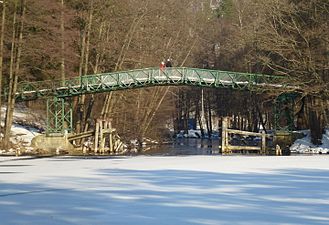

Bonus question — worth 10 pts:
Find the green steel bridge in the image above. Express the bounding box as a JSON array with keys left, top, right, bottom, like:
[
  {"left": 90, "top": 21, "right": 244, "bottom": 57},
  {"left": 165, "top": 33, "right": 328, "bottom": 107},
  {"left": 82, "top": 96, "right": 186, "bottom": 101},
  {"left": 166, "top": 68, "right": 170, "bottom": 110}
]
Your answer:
[
  {"left": 16, "top": 67, "right": 291, "bottom": 101},
  {"left": 12, "top": 67, "right": 294, "bottom": 134}
]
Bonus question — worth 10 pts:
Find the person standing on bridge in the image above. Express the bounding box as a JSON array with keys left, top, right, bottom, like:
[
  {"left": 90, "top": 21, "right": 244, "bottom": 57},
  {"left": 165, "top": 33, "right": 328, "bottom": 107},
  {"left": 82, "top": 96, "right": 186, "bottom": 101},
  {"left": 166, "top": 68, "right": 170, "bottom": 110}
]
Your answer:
[
  {"left": 165, "top": 58, "right": 172, "bottom": 67},
  {"left": 160, "top": 61, "right": 166, "bottom": 71}
]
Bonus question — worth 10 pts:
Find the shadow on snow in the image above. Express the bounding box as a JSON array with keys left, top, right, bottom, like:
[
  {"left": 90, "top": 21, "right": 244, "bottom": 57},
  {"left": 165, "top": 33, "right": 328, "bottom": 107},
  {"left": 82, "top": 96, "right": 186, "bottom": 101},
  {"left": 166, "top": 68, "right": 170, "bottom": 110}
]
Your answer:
[{"left": 0, "top": 167, "right": 329, "bottom": 225}]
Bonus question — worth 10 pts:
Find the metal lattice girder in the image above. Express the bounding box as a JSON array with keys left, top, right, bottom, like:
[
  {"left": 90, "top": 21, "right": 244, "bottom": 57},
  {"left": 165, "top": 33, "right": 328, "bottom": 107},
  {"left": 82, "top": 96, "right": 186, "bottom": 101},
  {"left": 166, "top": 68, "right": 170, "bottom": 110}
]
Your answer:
[
  {"left": 274, "top": 93, "right": 298, "bottom": 131},
  {"left": 46, "top": 97, "right": 73, "bottom": 135},
  {"left": 15, "top": 67, "right": 292, "bottom": 101}
]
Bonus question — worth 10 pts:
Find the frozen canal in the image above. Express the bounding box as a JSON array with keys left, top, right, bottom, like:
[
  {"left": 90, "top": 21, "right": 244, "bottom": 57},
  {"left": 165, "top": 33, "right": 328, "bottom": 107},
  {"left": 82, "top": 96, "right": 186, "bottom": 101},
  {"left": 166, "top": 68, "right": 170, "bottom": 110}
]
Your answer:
[{"left": 0, "top": 155, "right": 329, "bottom": 225}]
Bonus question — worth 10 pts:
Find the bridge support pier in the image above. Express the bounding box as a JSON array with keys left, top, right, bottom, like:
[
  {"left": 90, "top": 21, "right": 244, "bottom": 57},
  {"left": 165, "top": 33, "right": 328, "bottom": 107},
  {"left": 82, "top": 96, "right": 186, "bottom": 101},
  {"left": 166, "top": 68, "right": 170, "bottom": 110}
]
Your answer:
[
  {"left": 46, "top": 97, "right": 73, "bottom": 136},
  {"left": 274, "top": 93, "right": 297, "bottom": 131}
]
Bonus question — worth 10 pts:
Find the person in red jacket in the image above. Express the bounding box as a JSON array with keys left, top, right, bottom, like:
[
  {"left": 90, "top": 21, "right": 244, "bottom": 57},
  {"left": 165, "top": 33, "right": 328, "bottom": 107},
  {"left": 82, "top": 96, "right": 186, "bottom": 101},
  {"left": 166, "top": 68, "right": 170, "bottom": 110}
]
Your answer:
[{"left": 160, "top": 61, "right": 166, "bottom": 71}]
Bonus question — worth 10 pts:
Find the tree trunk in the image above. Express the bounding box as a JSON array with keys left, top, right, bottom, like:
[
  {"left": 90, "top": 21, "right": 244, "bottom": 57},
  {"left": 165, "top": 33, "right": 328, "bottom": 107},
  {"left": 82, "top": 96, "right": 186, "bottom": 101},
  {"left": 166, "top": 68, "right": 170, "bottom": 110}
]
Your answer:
[
  {"left": 296, "top": 97, "right": 307, "bottom": 130},
  {"left": 75, "top": 29, "right": 86, "bottom": 133},
  {"left": 3, "top": 0, "right": 25, "bottom": 148},
  {"left": 206, "top": 92, "right": 213, "bottom": 138},
  {"left": 308, "top": 96, "right": 324, "bottom": 145},
  {"left": 60, "top": 0, "right": 65, "bottom": 85},
  {"left": 256, "top": 104, "right": 267, "bottom": 133},
  {"left": 3, "top": 1, "right": 17, "bottom": 148},
  {"left": 75, "top": 0, "right": 93, "bottom": 134},
  {"left": 0, "top": 0, "right": 6, "bottom": 137}
]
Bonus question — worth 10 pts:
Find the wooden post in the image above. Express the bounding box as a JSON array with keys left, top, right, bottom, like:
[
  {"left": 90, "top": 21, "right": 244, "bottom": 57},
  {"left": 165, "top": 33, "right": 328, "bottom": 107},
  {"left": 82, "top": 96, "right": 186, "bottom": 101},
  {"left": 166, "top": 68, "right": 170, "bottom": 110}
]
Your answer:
[
  {"left": 225, "top": 129, "right": 230, "bottom": 154},
  {"left": 275, "top": 144, "right": 282, "bottom": 156},
  {"left": 115, "top": 141, "right": 123, "bottom": 152},
  {"left": 261, "top": 131, "right": 266, "bottom": 155},
  {"left": 109, "top": 132, "right": 113, "bottom": 153},
  {"left": 221, "top": 117, "right": 228, "bottom": 155},
  {"left": 108, "top": 120, "right": 113, "bottom": 153},
  {"left": 94, "top": 120, "right": 100, "bottom": 153},
  {"left": 99, "top": 119, "right": 104, "bottom": 153},
  {"left": 82, "top": 143, "right": 87, "bottom": 155},
  {"left": 103, "top": 120, "right": 109, "bottom": 153}
]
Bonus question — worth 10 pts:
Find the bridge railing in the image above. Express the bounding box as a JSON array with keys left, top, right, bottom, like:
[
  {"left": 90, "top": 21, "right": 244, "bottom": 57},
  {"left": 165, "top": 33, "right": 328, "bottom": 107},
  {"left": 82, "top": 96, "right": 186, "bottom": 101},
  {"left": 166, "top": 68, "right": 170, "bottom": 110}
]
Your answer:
[{"left": 14, "top": 67, "right": 288, "bottom": 101}]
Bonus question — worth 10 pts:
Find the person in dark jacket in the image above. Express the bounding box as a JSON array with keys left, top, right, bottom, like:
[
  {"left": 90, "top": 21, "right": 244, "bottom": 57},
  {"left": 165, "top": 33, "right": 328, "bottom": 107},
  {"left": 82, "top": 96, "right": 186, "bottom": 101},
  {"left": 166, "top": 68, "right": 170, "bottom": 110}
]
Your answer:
[{"left": 165, "top": 58, "right": 172, "bottom": 67}]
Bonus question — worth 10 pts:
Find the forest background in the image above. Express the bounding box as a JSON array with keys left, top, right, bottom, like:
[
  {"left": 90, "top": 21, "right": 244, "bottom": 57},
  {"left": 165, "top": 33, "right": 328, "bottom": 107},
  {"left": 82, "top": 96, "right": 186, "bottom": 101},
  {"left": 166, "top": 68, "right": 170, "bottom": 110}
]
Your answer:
[{"left": 0, "top": 0, "right": 328, "bottom": 147}]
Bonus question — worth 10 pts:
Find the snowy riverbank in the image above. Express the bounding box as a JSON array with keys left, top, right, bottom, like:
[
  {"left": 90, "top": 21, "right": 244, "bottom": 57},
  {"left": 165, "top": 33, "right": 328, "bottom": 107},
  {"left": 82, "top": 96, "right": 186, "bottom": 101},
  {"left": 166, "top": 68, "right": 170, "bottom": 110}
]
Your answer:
[
  {"left": 1, "top": 104, "right": 329, "bottom": 155},
  {"left": 0, "top": 155, "right": 328, "bottom": 225},
  {"left": 290, "top": 130, "right": 329, "bottom": 154},
  {"left": 0, "top": 104, "right": 43, "bottom": 154}
]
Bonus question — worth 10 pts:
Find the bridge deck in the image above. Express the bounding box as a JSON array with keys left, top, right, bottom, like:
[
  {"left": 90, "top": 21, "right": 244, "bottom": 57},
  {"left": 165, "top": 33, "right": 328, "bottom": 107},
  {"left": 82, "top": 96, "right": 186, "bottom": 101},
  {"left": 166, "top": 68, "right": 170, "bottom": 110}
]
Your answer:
[{"left": 15, "top": 67, "right": 290, "bottom": 101}]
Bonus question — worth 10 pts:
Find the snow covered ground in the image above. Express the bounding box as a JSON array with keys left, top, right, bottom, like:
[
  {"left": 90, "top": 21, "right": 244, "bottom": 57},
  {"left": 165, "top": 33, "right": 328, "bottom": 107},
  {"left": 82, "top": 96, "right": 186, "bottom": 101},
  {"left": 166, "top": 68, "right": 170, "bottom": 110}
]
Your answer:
[
  {"left": 0, "top": 104, "right": 43, "bottom": 154},
  {"left": 290, "top": 130, "right": 329, "bottom": 154},
  {"left": 0, "top": 155, "right": 328, "bottom": 225},
  {"left": 9, "top": 105, "right": 44, "bottom": 145}
]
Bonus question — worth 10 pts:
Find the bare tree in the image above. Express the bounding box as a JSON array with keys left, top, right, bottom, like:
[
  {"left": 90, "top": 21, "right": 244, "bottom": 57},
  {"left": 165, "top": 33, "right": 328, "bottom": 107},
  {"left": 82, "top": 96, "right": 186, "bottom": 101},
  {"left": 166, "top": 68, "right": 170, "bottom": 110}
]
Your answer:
[
  {"left": 60, "top": 0, "right": 65, "bottom": 84},
  {"left": 3, "top": 0, "right": 26, "bottom": 148},
  {"left": 0, "top": 0, "right": 6, "bottom": 138}
]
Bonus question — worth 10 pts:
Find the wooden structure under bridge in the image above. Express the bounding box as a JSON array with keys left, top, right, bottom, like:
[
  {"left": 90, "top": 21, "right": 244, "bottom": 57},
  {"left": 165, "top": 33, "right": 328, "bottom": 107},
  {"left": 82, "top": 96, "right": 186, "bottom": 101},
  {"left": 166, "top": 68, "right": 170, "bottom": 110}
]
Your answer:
[
  {"left": 67, "top": 118, "right": 124, "bottom": 154},
  {"left": 221, "top": 117, "right": 272, "bottom": 155}
]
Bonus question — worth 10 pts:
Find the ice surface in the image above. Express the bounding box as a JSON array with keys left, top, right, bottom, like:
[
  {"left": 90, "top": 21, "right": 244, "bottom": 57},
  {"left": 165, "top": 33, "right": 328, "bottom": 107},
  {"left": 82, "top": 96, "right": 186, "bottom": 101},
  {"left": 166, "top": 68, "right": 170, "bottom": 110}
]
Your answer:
[{"left": 0, "top": 155, "right": 328, "bottom": 225}]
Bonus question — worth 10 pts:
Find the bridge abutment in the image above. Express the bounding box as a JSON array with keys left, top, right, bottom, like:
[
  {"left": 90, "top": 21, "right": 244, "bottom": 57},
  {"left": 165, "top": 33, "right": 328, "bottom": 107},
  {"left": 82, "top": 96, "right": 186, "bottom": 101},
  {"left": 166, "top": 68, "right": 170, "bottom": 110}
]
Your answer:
[{"left": 31, "top": 134, "right": 74, "bottom": 153}]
